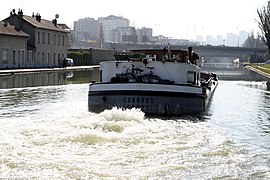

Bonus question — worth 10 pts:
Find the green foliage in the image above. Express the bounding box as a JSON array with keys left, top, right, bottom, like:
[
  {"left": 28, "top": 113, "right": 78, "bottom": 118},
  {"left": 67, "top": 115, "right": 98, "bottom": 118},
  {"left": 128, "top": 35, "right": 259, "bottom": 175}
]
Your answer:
[
  {"left": 254, "top": 64, "right": 270, "bottom": 74},
  {"left": 67, "top": 50, "right": 92, "bottom": 65},
  {"left": 261, "top": 64, "right": 270, "bottom": 74}
]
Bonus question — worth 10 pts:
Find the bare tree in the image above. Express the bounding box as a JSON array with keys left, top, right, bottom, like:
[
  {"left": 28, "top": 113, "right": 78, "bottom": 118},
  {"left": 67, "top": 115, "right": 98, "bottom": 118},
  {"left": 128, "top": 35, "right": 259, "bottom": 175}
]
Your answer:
[{"left": 257, "top": 1, "right": 270, "bottom": 53}]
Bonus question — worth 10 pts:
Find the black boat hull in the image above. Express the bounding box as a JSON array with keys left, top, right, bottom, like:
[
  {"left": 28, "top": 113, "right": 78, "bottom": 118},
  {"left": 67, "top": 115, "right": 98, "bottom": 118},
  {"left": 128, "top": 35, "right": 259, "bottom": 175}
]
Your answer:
[{"left": 88, "top": 83, "right": 216, "bottom": 116}]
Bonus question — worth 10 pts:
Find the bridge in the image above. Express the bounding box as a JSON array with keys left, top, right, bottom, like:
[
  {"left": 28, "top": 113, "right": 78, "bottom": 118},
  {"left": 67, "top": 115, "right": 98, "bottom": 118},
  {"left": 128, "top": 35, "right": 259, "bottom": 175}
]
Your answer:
[{"left": 109, "top": 43, "right": 266, "bottom": 63}]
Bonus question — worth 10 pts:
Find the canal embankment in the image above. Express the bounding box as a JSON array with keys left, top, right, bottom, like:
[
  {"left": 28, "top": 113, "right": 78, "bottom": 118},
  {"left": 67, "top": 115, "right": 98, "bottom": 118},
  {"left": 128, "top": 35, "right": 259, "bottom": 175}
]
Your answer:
[{"left": 246, "top": 65, "right": 270, "bottom": 90}]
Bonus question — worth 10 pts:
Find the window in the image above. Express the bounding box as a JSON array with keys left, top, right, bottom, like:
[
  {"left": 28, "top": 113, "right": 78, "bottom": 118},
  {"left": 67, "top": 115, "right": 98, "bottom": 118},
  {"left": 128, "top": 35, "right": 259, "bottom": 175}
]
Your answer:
[
  {"left": 47, "top": 53, "right": 50, "bottom": 64},
  {"left": 58, "top": 35, "right": 60, "bottom": 45},
  {"left": 2, "top": 49, "right": 9, "bottom": 63},
  {"left": 187, "top": 71, "right": 196, "bottom": 85},
  {"left": 18, "top": 50, "right": 21, "bottom": 65},
  {"left": 53, "top": 53, "right": 56, "bottom": 66},
  {"left": 22, "top": 50, "right": 25, "bottom": 64},
  {"left": 62, "top": 35, "right": 65, "bottom": 46},
  {"left": 42, "top": 52, "right": 45, "bottom": 64},
  {"left": 12, "top": 50, "right": 16, "bottom": 64},
  {"left": 28, "top": 51, "right": 33, "bottom": 63},
  {"left": 48, "top": 33, "right": 50, "bottom": 44},
  {"left": 37, "top": 52, "right": 40, "bottom": 64},
  {"left": 37, "top": 32, "right": 40, "bottom": 44},
  {"left": 42, "top": 32, "right": 45, "bottom": 44},
  {"left": 53, "top": 34, "right": 56, "bottom": 45}
]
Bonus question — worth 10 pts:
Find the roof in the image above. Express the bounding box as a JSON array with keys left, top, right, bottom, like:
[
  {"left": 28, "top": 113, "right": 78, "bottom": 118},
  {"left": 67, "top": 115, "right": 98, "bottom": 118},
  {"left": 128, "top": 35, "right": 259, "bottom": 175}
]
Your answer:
[
  {"left": 23, "top": 15, "right": 68, "bottom": 33},
  {"left": 0, "top": 21, "right": 29, "bottom": 37}
]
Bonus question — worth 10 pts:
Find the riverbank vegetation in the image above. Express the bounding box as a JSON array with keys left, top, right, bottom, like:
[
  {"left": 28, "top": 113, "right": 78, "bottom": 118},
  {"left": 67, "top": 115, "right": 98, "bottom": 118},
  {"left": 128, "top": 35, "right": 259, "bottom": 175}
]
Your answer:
[
  {"left": 250, "top": 64, "right": 270, "bottom": 74},
  {"left": 67, "top": 50, "right": 91, "bottom": 66}
]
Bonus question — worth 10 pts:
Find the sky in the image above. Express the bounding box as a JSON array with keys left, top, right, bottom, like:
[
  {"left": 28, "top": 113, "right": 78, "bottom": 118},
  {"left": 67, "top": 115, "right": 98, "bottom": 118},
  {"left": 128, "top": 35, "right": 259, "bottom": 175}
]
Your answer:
[{"left": 0, "top": 0, "right": 267, "bottom": 40}]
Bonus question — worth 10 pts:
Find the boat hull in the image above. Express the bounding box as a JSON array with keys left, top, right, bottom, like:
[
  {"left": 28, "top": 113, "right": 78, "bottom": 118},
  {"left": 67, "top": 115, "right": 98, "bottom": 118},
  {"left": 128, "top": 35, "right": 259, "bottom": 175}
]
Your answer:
[{"left": 88, "top": 83, "right": 216, "bottom": 116}]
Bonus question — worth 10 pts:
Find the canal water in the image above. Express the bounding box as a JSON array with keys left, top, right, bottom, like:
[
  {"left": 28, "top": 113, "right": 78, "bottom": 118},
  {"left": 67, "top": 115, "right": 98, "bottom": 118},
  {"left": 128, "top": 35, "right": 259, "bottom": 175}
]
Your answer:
[{"left": 0, "top": 65, "right": 270, "bottom": 179}]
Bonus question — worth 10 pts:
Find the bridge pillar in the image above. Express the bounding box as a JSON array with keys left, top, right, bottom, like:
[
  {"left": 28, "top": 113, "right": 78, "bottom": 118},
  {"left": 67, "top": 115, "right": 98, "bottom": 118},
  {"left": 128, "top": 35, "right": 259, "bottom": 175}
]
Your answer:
[{"left": 267, "top": 79, "right": 270, "bottom": 91}]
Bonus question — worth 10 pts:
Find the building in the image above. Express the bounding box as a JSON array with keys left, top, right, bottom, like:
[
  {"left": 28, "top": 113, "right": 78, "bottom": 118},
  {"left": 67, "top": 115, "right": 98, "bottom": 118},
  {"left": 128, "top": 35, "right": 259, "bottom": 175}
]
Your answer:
[
  {"left": 226, "top": 32, "right": 238, "bottom": 46},
  {"left": 73, "top": 17, "right": 101, "bottom": 42},
  {"left": 239, "top": 30, "right": 249, "bottom": 46},
  {"left": 216, "top": 35, "right": 223, "bottom": 46},
  {"left": 205, "top": 35, "right": 216, "bottom": 45},
  {"left": 137, "top": 27, "right": 152, "bottom": 43},
  {"left": 0, "top": 21, "right": 29, "bottom": 68},
  {"left": 4, "top": 9, "right": 69, "bottom": 68},
  {"left": 111, "top": 27, "right": 137, "bottom": 44},
  {"left": 98, "top": 15, "right": 130, "bottom": 42}
]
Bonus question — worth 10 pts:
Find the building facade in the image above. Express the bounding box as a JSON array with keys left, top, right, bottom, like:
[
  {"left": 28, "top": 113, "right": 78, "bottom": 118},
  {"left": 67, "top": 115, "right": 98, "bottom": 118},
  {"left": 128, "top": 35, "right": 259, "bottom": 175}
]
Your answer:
[
  {"left": 4, "top": 9, "right": 69, "bottom": 68},
  {"left": 0, "top": 21, "right": 29, "bottom": 69},
  {"left": 98, "top": 15, "right": 130, "bottom": 42},
  {"left": 111, "top": 27, "right": 137, "bottom": 44},
  {"left": 73, "top": 17, "right": 101, "bottom": 42},
  {"left": 137, "top": 27, "right": 152, "bottom": 43}
]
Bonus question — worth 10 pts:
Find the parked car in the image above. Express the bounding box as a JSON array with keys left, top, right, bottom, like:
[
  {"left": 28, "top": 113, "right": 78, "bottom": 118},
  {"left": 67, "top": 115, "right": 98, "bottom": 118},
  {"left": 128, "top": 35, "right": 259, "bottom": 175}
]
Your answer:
[
  {"left": 63, "top": 58, "right": 74, "bottom": 67},
  {"left": 264, "top": 60, "right": 270, "bottom": 64}
]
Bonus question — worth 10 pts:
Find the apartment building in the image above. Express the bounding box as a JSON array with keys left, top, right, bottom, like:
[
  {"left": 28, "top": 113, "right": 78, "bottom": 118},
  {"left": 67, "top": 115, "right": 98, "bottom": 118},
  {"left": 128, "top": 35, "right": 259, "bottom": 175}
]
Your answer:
[
  {"left": 73, "top": 17, "right": 101, "bottom": 42},
  {"left": 111, "top": 27, "right": 137, "bottom": 44},
  {"left": 98, "top": 15, "right": 130, "bottom": 42}
]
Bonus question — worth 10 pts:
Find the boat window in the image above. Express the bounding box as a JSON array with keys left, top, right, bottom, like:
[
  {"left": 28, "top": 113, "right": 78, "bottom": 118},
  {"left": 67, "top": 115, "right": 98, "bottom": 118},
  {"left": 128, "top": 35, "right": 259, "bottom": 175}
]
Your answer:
[
  {"left": 146, "top": 54, "right": 156, "bottom": 61},
  {"left": 187, "top": 71, "right": 196, "bottom": 85}
]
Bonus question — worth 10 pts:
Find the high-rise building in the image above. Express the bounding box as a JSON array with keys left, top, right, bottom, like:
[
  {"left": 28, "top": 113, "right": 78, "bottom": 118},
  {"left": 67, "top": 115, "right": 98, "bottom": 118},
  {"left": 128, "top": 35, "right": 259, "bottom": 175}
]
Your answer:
[
  {"left": 205, "top": 35, "right": 216, "bottom": 45},
  {"left": 195, "top": 35, "right": 203, "bottom": 45},
  {"left": 111, "top": 27, "right": 137, "bottom": 44},
  {"left": 73, "top": 17, "right": 101, "bottom": 42},
  {"left": 226, "top": 32, "right": 238, "bottom": 46},
  {"left": 239, "top": 30, "right": 249, "bottom": 46},
  {"left": 98, "top": 15, "right": 130, "bottom": 42},
  {"left": 137, "top": 27, "right": 152, "bottom": 43},
  {"left": 216, "top": 35, "right": 223, "bottom": 46}
]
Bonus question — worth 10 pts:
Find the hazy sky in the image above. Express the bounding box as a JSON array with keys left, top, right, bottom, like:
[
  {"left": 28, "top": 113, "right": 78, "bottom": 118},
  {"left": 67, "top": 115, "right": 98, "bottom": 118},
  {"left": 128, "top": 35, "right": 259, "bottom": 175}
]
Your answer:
[{"left": 0, "top": 0, "right": 267, "bottom": 39}]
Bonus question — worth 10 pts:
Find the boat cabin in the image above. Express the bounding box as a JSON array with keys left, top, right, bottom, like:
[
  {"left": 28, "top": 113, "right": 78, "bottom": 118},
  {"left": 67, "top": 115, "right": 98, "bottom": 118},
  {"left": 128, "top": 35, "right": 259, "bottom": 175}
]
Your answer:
[{"left": 100, "top": 47, "right": 201, "bottom": 85}]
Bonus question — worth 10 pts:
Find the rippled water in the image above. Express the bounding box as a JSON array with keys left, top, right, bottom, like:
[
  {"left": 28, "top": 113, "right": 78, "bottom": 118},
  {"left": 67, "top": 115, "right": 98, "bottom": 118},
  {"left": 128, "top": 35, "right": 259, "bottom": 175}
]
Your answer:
[{"left": 0, "top": 79, "right": 270, "bottom": 179}]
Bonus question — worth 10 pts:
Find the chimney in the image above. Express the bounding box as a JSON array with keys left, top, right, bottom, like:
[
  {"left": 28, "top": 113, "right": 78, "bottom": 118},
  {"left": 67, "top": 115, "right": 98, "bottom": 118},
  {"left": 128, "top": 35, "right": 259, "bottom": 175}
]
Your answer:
[
  {"left": 3, "top": 21, "right": 8, "bottom": 27},
  {"left": 52, "top": 14, "right": 59, "bottom": 26},
  {"left": 52, "top": 19, "right": 57, "bottom": 26},
  {"left": 35, "top": 13, "right": 41, "bottom": 22},
  {"left": 18, "top": 9, "right": 23, "bottom": 17},
  {"left": 17, "top": 9, "right": 23, "bottom": 30},
  {"left": 9, "top": 9, "right": 16, "bottom": 25}
]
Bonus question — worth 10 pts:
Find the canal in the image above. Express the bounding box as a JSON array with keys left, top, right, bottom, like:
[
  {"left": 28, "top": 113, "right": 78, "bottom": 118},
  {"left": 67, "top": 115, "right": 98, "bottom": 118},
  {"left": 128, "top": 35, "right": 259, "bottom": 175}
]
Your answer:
[{"left": 0, "top": 64, "right": 270, "bottom": 179}]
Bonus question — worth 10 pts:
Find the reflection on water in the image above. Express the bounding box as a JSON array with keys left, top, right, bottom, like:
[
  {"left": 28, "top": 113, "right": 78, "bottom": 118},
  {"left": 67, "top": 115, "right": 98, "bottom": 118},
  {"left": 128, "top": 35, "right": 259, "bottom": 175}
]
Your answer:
[
  {"left": 0, "top": 64, "right": 268, "bottom": 89},
  {"left": 0, "top": 87, "right": 66, "bottom": 118},
  {"left": 201, "top": 63, "right": 269, "bottom": 81},
  {"left": 0, "top": 69, "right": 100, "bottom": 89}
]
